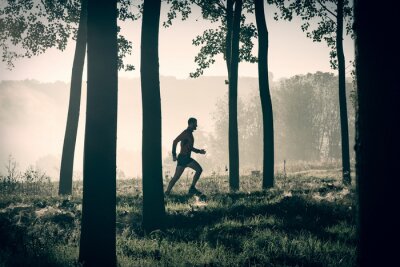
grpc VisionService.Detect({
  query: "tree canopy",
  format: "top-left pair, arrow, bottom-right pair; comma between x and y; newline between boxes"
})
165,0 -> 258,78
273,0 -> 353,69
0,0 -> 138,71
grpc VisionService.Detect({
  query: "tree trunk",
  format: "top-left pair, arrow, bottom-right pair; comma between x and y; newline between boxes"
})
254,0 -> 274,189
225,0 -> 233,74
336,0 -> 351,185
354,0 -> 399,265
78,0 -> 118,265
58,0 -> 87,195
228,0 -> 242,191
141,0 -> 165,233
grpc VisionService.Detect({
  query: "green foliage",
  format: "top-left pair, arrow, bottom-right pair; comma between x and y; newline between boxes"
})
191,27 -> 226,78
165,0 -> 258,78
0,0 -> 138,71
0,0 -> 80,68
117,0 -> 142,71
163,0 -> 192,27
189,8 -> 258,78
117,29 -> 135,72
117,0 -> 142,22
273,0 -> 354,69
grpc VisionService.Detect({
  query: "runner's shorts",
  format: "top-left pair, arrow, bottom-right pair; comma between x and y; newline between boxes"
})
177,154 -> 194,167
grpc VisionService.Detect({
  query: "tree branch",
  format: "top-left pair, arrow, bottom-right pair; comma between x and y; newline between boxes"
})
218,0 -> 226,11
325,14 -> 337,25
320,12 -> 337,25
316,0 -> 337,19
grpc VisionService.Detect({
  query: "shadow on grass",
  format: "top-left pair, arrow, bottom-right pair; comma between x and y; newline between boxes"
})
0,216 -> 78,267
159,189 -> 355,246
0,181 -> 356,266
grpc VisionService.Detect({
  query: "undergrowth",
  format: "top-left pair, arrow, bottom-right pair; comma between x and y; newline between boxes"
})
0,169 -> 356,266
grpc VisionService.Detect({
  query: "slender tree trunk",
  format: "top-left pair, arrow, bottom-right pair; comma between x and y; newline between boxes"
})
141,0 -> 165,233
254,0 -> 274,189
336,0 -> 351,185
59,0 -> 87,195
228,0 -> 242,191
354,0 -> 399,265
225,0 -> 234,74
79,0 -> 118,265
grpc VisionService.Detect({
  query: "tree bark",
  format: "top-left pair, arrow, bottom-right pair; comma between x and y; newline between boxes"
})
228,0 -> 242,191
254,0 -> 274,189
78,0 -> 118,265
225,0 -> 234,75
336,0 -> 351,185
354,0 -> 399,265
140,0 -> 166,233
58,0 -> 87,195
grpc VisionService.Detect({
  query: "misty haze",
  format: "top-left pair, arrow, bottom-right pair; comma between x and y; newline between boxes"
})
0,73 -> 354,180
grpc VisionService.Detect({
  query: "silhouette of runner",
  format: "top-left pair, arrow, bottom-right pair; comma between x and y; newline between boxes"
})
165,117 -> 206,196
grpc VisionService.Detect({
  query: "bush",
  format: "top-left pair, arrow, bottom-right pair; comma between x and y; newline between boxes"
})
0,155 -> 55,196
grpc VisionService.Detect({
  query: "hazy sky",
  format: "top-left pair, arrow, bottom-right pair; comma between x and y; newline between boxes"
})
0,3 -> 355,82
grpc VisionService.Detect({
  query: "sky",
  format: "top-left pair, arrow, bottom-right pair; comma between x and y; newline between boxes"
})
0,2 -> 355,178
0,3 -> 355,82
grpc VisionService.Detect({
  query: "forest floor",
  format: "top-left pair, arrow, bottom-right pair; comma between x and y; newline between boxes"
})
0,168 -> 356,266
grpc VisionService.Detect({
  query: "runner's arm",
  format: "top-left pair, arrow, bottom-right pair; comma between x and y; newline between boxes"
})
192,147 -> 206,154
172,131 -> 185,157
192,147 -> 201,153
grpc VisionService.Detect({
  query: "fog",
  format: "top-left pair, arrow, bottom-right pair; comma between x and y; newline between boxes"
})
1,71 -> 356,181
0,76 -> 261,179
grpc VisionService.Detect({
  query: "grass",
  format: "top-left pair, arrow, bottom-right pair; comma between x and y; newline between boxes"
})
0,169 -> 356,266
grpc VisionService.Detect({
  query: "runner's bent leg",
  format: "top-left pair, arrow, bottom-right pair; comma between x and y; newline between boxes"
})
165,165 -> 185,194
186,159 -> 203,189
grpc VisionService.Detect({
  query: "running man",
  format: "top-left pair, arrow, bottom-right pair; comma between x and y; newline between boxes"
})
165,117 -> 206,196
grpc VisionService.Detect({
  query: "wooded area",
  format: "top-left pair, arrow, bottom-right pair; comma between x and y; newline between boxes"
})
1,0 -> 398,266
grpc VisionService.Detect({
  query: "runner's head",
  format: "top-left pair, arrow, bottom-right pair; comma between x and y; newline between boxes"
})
188,117 -> 197,131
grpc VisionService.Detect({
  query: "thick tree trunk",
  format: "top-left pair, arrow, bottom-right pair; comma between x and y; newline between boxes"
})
228,0 -> 242,191
354,0 -> 399,266
58,0 -> 87,195
225,0 -> 233,74
78,0 -> 118,265
336,0 -> 351,185
140,0 -> 165,233
254,0 -> 274,189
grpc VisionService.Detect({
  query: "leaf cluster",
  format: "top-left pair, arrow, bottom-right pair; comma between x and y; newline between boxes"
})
0,0 -> 139,71
163,0 -> 192,27
165,0 -> 258,78
273,0 -> 354,70
118,29 -> 135,72
0,0 -> 80,68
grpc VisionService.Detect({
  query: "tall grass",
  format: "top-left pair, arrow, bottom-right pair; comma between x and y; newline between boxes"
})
0,167 -> 356,266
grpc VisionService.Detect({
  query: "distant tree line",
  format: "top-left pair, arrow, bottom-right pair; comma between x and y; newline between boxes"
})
275,72 -> 355,163
193,71 -> 355,174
